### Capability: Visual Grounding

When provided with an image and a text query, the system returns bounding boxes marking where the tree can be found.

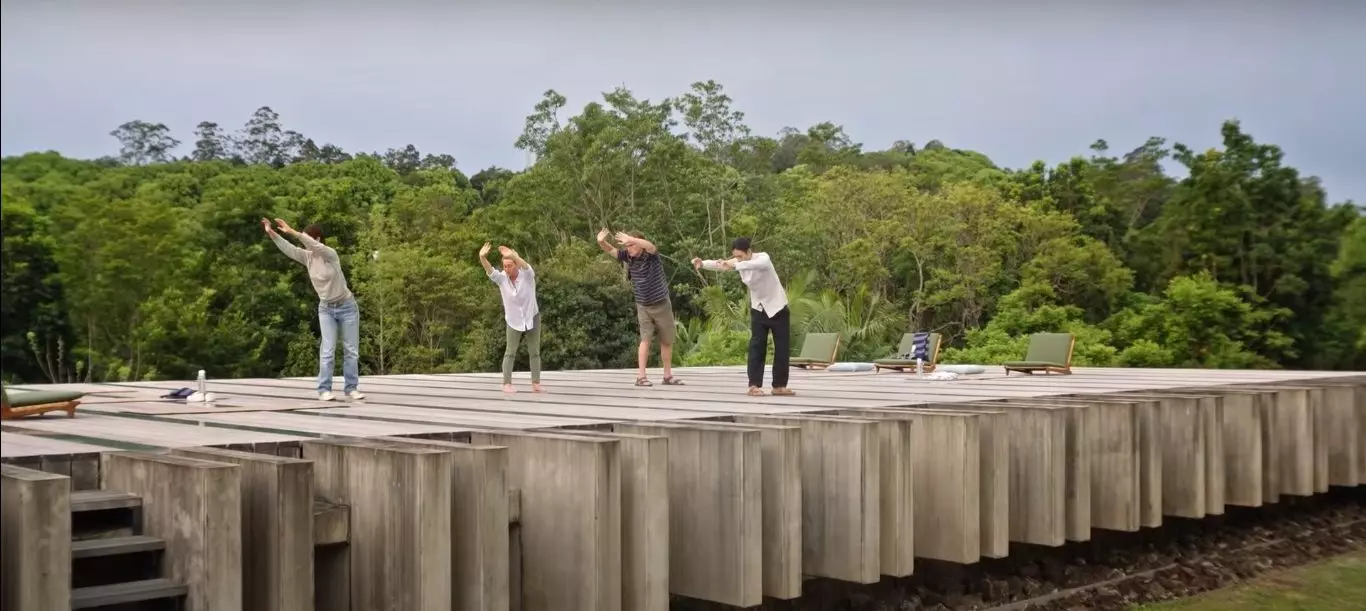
[110,120,181,165]
[191,121,232,162]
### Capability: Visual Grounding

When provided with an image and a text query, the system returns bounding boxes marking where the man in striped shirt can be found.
[598,228,683,387]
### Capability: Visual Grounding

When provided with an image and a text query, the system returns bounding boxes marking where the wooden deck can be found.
[2,365,1362,610]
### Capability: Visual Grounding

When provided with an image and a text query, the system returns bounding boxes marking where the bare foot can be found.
[502,384,517,394]
[746,386,767,396]
[771,387,796,396]
[532,383,545,393]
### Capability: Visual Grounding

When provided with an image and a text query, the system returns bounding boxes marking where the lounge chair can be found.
[874,332,942,373]
[788,332,842,370]
[1002,333,1075,376]
[0,384,83,419]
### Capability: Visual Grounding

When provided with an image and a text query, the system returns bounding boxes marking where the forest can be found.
[2,80,1364,384]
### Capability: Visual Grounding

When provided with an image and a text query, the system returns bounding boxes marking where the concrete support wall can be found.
[302,438,453,611]
[650,420,800,599]
[171,447,313,611]
[102,452,243,611]
[902,409,987,561]
[945,404,1065,547]
[555,431,669,611]
[1,465,71,611]
[831,413,915,576]
[736,415,880,583]
[374,437,511,611]
[466,431,621,611]
[614,423,762,608]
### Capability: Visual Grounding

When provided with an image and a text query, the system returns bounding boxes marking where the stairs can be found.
[70,490,187,610]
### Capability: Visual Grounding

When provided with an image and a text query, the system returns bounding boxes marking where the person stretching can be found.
[692,237,795,396]
[479,242,544,393]
[597,228,683,387]
[262,218,364,401]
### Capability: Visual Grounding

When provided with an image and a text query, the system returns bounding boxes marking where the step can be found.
[72,535,165,560]
[71,578,187,609]
[71,490,142,513]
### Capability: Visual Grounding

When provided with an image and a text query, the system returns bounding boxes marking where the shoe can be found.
[318,391,337,401]
[346,390,366,401]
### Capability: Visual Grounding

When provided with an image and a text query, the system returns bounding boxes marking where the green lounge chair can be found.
[788,332,842,370]
[874,332,942,373]
[1,383,83,419]
[1002,333,1075,376]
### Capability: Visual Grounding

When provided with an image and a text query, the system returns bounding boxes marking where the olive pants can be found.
[503,314,542,384]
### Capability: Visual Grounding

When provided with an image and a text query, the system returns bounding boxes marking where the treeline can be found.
[2,81,1363,384]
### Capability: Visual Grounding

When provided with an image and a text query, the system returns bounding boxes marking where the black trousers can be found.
[748,306,791,388]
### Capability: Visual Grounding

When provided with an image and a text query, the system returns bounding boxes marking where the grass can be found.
[1134,550,1366,610]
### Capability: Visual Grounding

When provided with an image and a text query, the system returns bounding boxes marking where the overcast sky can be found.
[3,0,1363,204]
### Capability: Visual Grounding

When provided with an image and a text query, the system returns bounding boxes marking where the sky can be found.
[3,0,1364,204]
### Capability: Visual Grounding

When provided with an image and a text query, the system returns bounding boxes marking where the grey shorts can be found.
[636,299,676,345]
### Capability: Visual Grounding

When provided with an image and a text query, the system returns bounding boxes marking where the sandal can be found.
[661,376,685,386]
[746,386,766,396]
[635,377,653,387]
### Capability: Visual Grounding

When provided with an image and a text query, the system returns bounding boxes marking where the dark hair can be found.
[628,230,645,239]
[304,224,324,240]
[731,237,752,252]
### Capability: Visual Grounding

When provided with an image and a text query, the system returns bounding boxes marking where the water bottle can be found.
[197,370,207,396]
[915,358,924,378]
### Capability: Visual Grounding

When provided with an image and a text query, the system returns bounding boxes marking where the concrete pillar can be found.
[468,431,621,611]
[302,438,453,611]
[170,447,313,611]
[735,415,880,583]
[101,452,243,611]
[372,437,510,611]
[630,420,799,600]
[613,423,762,608]
[1,465,71,611]
[553,430,668,611]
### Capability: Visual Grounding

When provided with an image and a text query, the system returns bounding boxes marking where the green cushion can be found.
[797,333,840,362]
[1022,333,1074,364]
[874,358,917,366]
[4,388,84,408]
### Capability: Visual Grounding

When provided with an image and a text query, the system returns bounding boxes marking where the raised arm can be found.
[615,231,658,255]
[692,257,737,272]
[477,242,494,274]
[595,228,618,256]
[263,218,307,264]
[733,251,773,272]
[498,245,531,270]
[274,218,338,262]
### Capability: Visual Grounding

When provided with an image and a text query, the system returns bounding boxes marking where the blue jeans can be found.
[318,298,360,393]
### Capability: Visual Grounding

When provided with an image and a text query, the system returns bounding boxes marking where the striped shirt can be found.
[618,249,669,305]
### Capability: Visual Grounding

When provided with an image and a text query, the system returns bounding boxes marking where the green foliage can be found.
[0,84,1360,383]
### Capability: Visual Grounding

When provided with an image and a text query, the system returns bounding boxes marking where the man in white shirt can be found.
[479,242,544,393]
[692,237,795,396]
[263,218,365,402]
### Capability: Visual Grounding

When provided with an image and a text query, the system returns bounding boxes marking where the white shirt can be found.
[489,266,539,331]
[702,252,789,318]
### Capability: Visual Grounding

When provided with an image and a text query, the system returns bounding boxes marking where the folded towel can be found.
[161,387,195,399]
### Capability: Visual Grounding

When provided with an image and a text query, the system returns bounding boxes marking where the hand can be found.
[260,218,276,236]
[498,245,514,258]
[720,260,735,270]
[596,228,610,243]
[614,231,632,245]
[273,218,294,234]
[691,257,702,270]
[479,242,491,257]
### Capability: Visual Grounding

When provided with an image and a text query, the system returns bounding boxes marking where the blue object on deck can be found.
[160,387,195,399]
